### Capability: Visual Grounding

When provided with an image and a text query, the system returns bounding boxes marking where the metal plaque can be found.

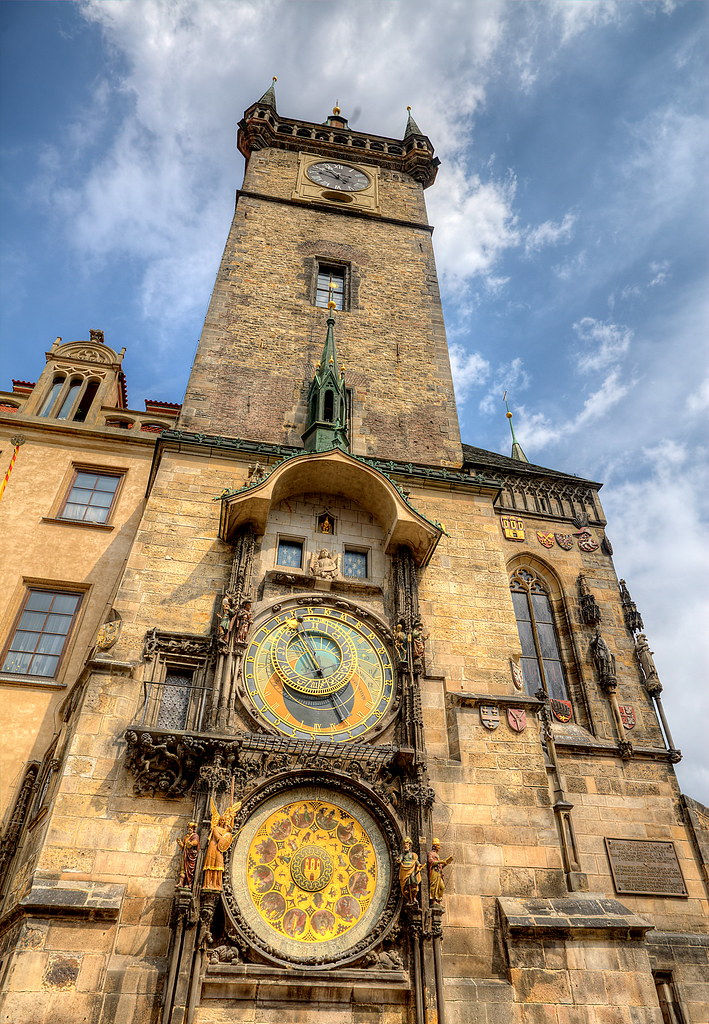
[605,838,688,897]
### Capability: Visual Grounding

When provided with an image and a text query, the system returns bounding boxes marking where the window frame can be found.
[276,536,306,570]
[342,546,369,581]
[57,466,124,526]
[314,262,348,311]
[1,585,85,682]
[509,564,570,702]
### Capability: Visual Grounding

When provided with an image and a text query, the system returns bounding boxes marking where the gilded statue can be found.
[202,797,242,892]
[176,821,200,888]
[427,838,453,904]
[397,836,422,905]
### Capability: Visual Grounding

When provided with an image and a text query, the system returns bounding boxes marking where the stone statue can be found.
[591,629,617,693]
[393,619,408,665]
[427,838,453,904]
[309,548,339,580]
[411,619,428,671]
[249,462,268,484]
[578,573,601,625]
[177,821,200,887]
[635,633,662,695]
[233,600,253,645]
[202,798,242,892]
[397,836,422,905]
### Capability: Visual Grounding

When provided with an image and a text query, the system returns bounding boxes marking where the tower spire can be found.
[503,392,528,463]
[404,105,423,138]
[257,76,278,108]
[302,297,349,452]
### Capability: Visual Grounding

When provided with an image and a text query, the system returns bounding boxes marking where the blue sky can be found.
[1,0,707,800]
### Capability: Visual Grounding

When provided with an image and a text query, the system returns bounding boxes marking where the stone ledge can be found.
[18,874,125,919]
[203,963,410,1004]
[498,893,653,940]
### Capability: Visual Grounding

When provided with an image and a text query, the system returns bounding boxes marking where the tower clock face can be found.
[242,605,395,741]
[306,161,370,192]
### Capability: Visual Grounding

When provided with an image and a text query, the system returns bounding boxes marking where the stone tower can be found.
[0,86,707,1024]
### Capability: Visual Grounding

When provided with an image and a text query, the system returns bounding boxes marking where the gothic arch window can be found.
[56,377,83,420]
[510,565,569,701]
[38,375,65,417]
[323,390,334,422]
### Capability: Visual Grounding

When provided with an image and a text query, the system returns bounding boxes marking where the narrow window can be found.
[59,470,122,524]
[654,972,686,1024]
[343,549,368,579]
[157,670,193,731]
[277,539,303,569]
[72,380,100,422]
[316,265,345,310]
[56,379,82,420]
[38,377,65,417]
[323,390,335,422]
[2,590,82,678]
[510,568,569,700]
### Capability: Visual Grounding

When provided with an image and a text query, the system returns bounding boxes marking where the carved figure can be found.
[202,797,242,892]
[233,600,253,645]
[578,573,601,625]
[309,548,339,579]
[319,514,333,534]
[249,462,268,484]
[217,592,238,640]
[619,579,644,633]
[427,838,453,904]
[411,620,428,671]
[397,836,422,905]
[393,619,408,665]
[177,821,200,887]
[591,629,617,693]
[635,633,662,695]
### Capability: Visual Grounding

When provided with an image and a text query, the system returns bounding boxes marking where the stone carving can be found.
[578,573,601,625]
[217,596,252,651]
[510,658,524,691]
[89,329,105,345]
[619,579,644,633]
[411,620,428,673]
[393,620,408,666]
[398,837,422,905]
[590,630,617,693]
[95,615,121,650]
[233,601,253,645]
[427,839,453,904]
[309,548,339,579]
[203,798,242,892]
[176,821,200,887]
[248,462,269,484]
[143,629,212,661]
[635,633,662,695]
[124,731,207,797]
[207,943,243,965]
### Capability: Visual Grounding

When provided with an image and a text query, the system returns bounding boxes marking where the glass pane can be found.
[19,610,49,631]
[531,592,553,623]
[511,591,530,621]
[69,487,94,506]
[521,657,541,694]
[343,550,367,578]
[83,505,109,524]
[29,654,59,677]
[90,489,115,507]
[39,381,64,417]
[50,593,81,614]
[26,592,54,611]
[2,651,32,673]
[537,621,561,660]
[44,613,73,635]
[56,382,82,419]
[9,630,39,653]
[544,659,568,700]
[62,503,87,520]
[95,477,120,494]
[277,541,303,568]
[75,472,100,488]
[516,620,536,658]
[36,632,67,655]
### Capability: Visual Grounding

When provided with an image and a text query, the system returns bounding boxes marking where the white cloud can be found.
[687,377,709,416]
[573,317,633,373]
[648,260,670,287]
[449,344,490,402]
[523,211,576,255]
[479,357,530,415]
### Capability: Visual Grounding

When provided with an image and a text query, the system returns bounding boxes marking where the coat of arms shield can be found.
[536,532,554,548]
[507,708,527,733]
[619,705,636,730]
[555,533,573,550]
[550,698,573,723]
[480,705,500,730]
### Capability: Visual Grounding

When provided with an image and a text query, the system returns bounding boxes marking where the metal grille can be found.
[156,672,192,730]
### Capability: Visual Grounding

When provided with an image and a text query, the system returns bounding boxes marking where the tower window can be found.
[2,589,82,679]
[323,390,335,422]
[156,670,194,731]
[38,376,65,417]
[277,538,304,569]
[316,265,346,310]
[510,567,569,700]
[72,380,100,422]
[59,469,122,524]
[56,378,83,420]
[343,549,368,579]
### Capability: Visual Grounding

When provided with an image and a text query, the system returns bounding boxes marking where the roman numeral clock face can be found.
[242,606,395,741]
[306,161,370,192]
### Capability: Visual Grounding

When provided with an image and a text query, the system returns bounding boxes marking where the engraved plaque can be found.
[605,838,688,897]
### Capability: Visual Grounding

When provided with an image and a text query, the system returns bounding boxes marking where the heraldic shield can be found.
[619,704,636,730]
[550,698,573,723]
[222,778,399,969]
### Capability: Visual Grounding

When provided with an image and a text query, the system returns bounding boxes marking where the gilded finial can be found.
[333,99,341,115]
[503,391,528,463]
[407,105,412,111]
[273,76,277,83]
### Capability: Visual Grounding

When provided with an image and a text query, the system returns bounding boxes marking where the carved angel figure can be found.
[309,548,339,579]
[202,797,242,892]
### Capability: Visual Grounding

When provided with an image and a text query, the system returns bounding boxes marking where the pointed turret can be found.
[503,393,528,463]
[404,105,424,138]
[256,76,278,109]
[302,304,349,453]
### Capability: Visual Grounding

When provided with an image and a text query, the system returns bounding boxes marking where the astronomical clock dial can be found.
[306,161,370,192]
[228,786,392,965]
[242,605,395,742]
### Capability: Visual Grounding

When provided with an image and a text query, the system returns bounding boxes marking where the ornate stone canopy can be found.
[218,448,442,565]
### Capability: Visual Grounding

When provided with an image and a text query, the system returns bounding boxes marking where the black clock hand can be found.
[294,622,324,676]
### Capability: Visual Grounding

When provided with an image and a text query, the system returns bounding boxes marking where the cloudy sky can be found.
[1,0,707,800]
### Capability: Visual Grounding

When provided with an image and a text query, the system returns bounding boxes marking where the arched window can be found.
[38,376,65,417]
[56,378,82,419]
[72,380,100,422]
[510,566,569,700]
[323,390,334,422]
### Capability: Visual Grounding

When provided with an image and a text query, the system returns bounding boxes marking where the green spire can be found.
[257,76,278,108]
[503,392,528,463]
[404,105,423,138]
[302,303,349,453]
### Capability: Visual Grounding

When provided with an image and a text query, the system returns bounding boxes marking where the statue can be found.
[427,838,453,904]
[319,513,333,534]
[217,592,238,641]
[176,821,200,887]
[578,573,601,625]
[249,462,268,484]
[233,600,253,645]
[393,619,408,665]
[397,836,422,905]
[591,629,616,693]
[619,579,644,633]
[309,548,339,580]
[635,633,662,695]
[202,797,242,892]
[411,619,428,671]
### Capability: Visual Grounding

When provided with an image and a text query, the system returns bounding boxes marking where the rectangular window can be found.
[59,469,122,524]
[343,549,368,579]
[2,589,82,678]
[156,670,193,731]
[277,539,304,569]
[316,265,345,310]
